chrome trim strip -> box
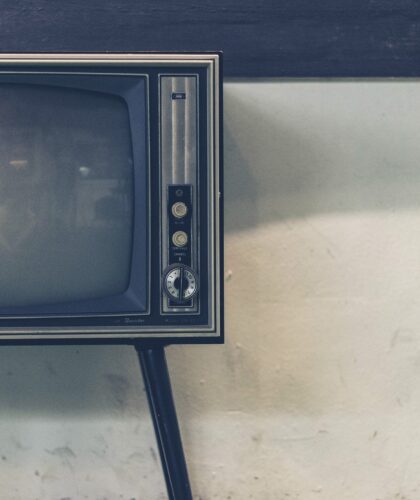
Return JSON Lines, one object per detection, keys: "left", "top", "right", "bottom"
{"left": 0, "top": 331, "right": 219, "bottom": 339}
{"left": 0, "top": 54, "right": 219, "bottom": 65}
{"left": 213, "top": 56, "right": 221, "bottom": 338}
{"left": 203, "top": 56, "right": 219, "bottom": 334}
{"left": 144, "top": 74, "right": 152, "bottom": 317}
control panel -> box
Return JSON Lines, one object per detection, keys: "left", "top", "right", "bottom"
{"left": 163, "top": 184, "right": 199, "bottom": 306}
{"left": 160, "top": 75, "right": 199, "bottom": 313}
{"left": 168, "top": 185, "right": 192, "bottom": 264}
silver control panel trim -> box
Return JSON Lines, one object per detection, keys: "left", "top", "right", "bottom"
{"left": 160, "top": 75, "right": 200, "bottom": 314}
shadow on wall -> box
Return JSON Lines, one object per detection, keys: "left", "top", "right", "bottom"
{"left": 224, "top": 81, "right": 420, "bottom": 233}
{"left": 1, "top": 81, "right": 420, "bottom": 416}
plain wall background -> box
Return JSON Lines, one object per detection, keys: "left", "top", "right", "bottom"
{"left": 3, "top": 80, "right": 420, "bottom": 499}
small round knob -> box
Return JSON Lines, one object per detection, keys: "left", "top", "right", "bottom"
{"left": 172, "top": 201, "right": 188, "bottom": 218}
{"left": 163, "top": 264, "right": 198, "bottom": 302}
{"left": 172, "top": 231, "right": 188, "bottom": 247}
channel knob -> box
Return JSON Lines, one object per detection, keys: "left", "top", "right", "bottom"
{"left": 172, "top": 231, "right": 188, "bottom": 247}
{"left": 171, "top": 201, "right": 188, "bottom": 219}
{"left": 163, "top": 264, "right": 198, "bottom": 303}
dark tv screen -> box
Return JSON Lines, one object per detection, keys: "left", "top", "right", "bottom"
{"left": 0, "top": 85, "right": 137, "bottom": 309}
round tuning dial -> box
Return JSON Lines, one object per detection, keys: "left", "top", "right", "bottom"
{"left": 163, "top": 264, "right": 198, "bottom": 303}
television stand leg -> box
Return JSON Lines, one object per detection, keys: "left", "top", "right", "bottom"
{"left": 135, "top": 345, "right": 193, "bottom": 500}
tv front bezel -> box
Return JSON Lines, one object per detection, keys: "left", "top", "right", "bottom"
{"left": 0, "top": 53, "right": 223, "bottom": 345}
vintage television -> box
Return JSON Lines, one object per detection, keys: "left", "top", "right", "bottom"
{"left": 0, "top": 53, "right": 223, "bottom": 344}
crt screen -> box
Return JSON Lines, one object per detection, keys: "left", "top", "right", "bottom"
{"left": 0, "top": 84, "right": 134, "bottom": 308}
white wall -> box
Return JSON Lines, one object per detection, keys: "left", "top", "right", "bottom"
{"left": 3, "top": 80, "right": 420, "bottom": 499}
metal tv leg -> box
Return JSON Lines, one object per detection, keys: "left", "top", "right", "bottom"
{"left": 135, "top": 345, "right": 193, "bottom": 500}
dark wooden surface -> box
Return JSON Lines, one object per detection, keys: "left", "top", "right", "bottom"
{"left": 1, "top": 0, "right": 419, "bottom": 77}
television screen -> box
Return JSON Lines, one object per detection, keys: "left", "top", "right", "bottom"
{"left": 0, "top": 53, "right": 222, "bottom": 343}
{"left": 0, "top": 85, "right": 135, "bottom": 309}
